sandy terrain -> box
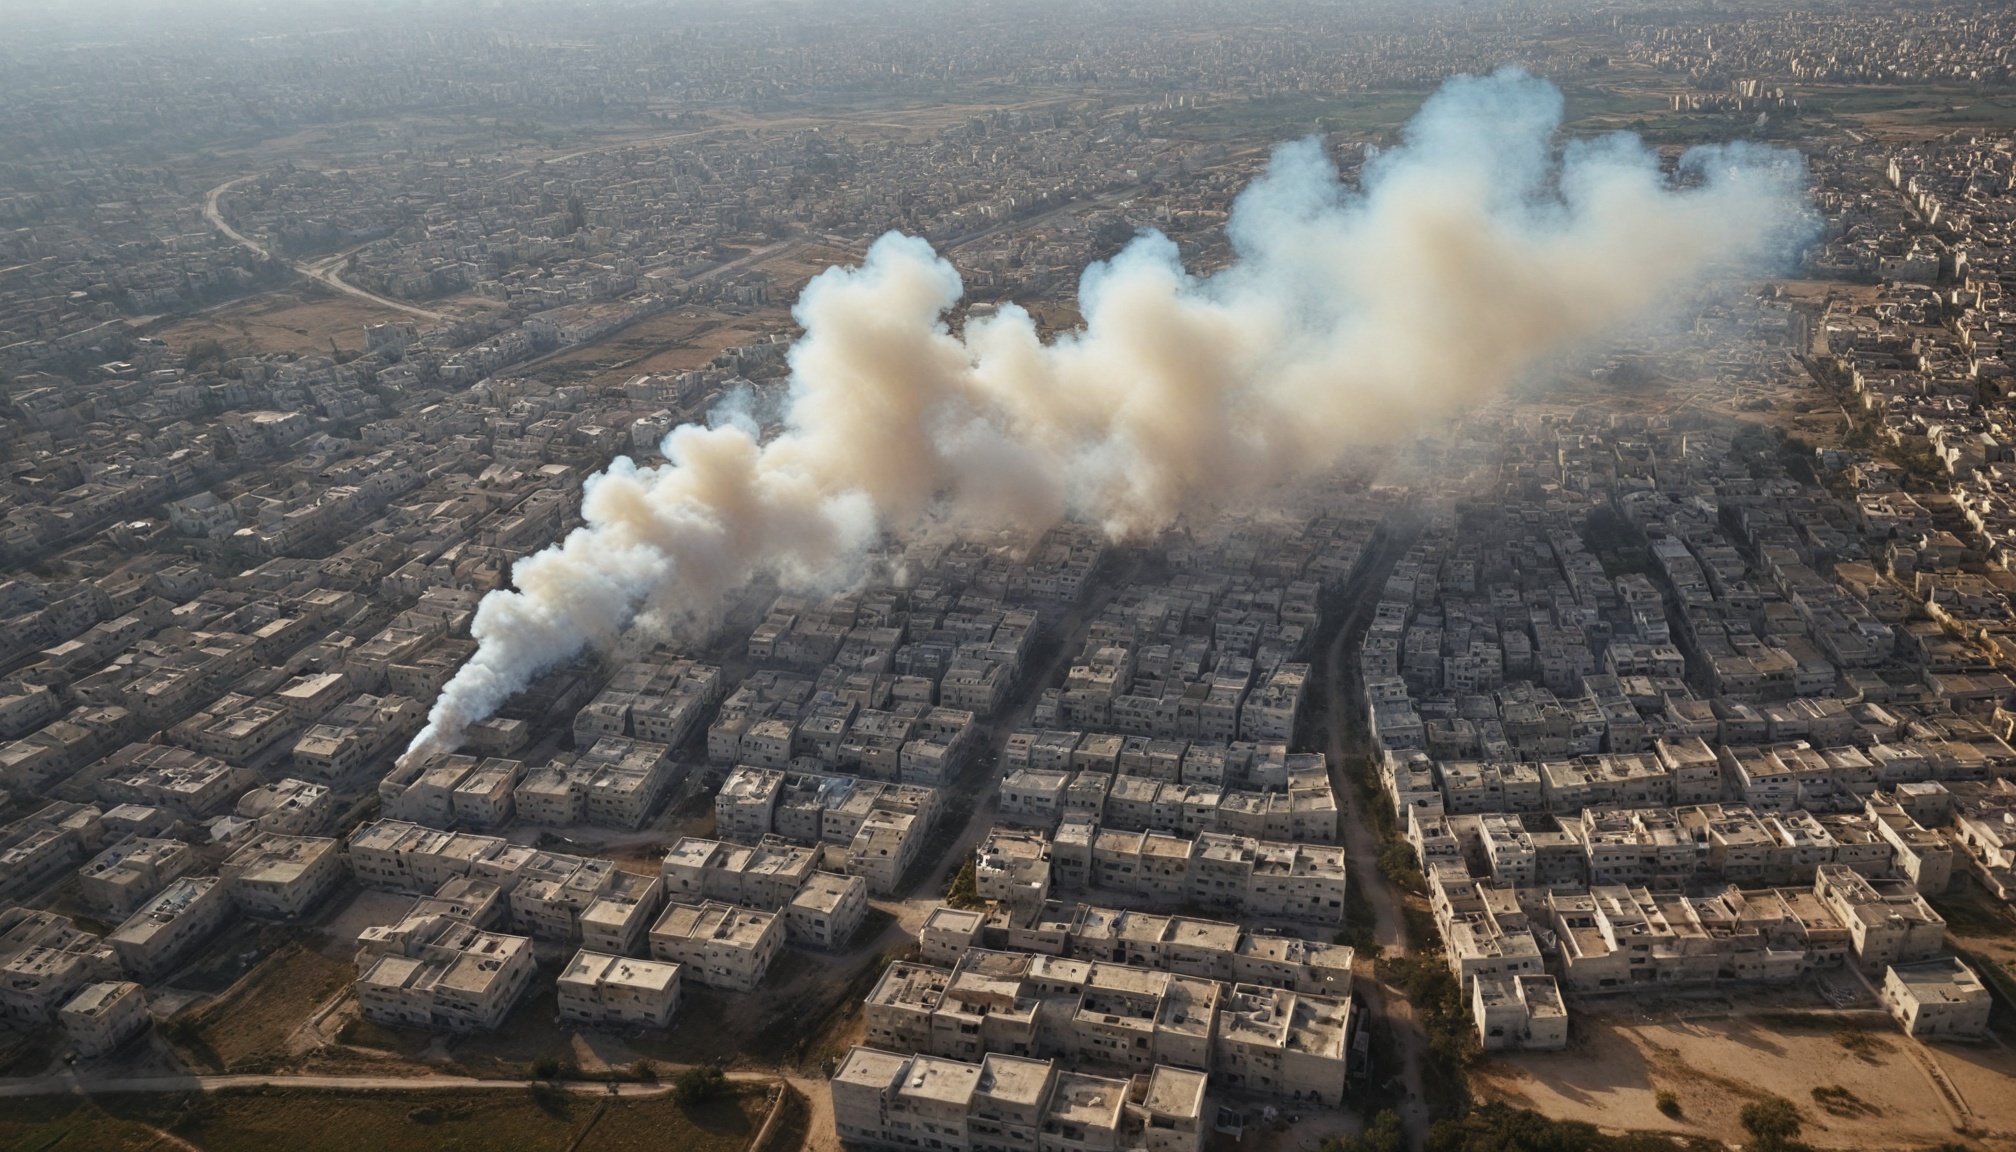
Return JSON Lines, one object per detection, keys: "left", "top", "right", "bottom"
{"left": 148, "top": 286, "right": 418, "bottom": 358}
{"left": 1475, "top": 995, "right": 2016, "bottom": 1150}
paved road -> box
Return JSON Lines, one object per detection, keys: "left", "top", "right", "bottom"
{"left": 202, "top": 175, "right": 445, "bottom": 321}
{"left": 1319, "top": 509, "right": 1433, "bottom": 1149}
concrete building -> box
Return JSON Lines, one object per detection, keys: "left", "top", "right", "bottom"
{"left": 108, "top": 875, "right": 230, "bottom": 978}
{"left": 1472, "top": 973, "right": 1569, "bottom": 1051}
{"left": 831, "top": 1045, "right": 1205, "bottom": 1152}
{"left": 58, "top": 980, "right": 150, "bottom": 1057}
{"left": 354, "top": 914, "right": 535, "bottom": 1033}
{"left": 579, "top": 870, "right": 663, "bottom": 956}
{"left": 220, "top": 833, "right": 343, "bottom": 918}
{"left": 1814, "top": 863, "right": 1947, "bottom": 972}
{"left": 77, "top": 835, "right": 195, "bottom": 917}
{"left": 556, "top": 948, "right": 682, "bottom": 1028}
{"left": 647, "top": 899, "right": 784, "bottom": 991}
{"left": 0, "top": 910, "right": 119, "bottom": 1024}
{"left": 1881, "top": 957, "right": 1991, "bottom": 1038}
{"left": 234, "top": 777, "right": 333, "bottom": 836}
{"left": 786, "top": 870, "right": 868, "bottom": 950}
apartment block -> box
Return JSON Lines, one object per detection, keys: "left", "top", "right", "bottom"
{"left": 220, "top": 833, "right": 343, "bottom": 918}
{"left": 1881, "top": 957, "right": 1990, "bottom": 1038}
{"left": 556, "top": 948, "right": 682, "bottom": 1028}
{"left": 107, "top": 875, "right": 230, "bottom": 978}
{"left": 355, "top": 915, "right": 535, "bottom": 1033}
{"left": 647, "top": 899, "right": 784, "bottom": 991}
{"left": 58, "top": 980, "right": 149, "bottom": 1057}
{"left": 77, "top": 835, "right": 195, "bottom": 917}
{"left": 831, "top": 1045, "right": 1207, "bottom": 1152}
{"left": 786, "top": 870, "right": 868, "bottom": 949}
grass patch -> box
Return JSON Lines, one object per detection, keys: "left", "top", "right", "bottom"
{"left": 0, "top": 1085, "right": 766, "bottom": 1152}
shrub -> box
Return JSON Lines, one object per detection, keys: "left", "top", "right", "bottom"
{"left": 1739, "top": 1096, "right": 1802, "bottom": 1152}
{"left": 1323, "top": 1109, "right": 1405, "bottom": 1152}
{"left": 1655, "top": 1089, "right": 1680, "bottom": 1117}
{"left": 530, "top": 1056, "right": 561, "bottom": 1080}
{"left": 674, "top": 1064, "right": 727, "bottom": 1105}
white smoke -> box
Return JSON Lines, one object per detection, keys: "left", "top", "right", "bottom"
{"left": 399, "top": 69, "right": 1814, "bottom": 765}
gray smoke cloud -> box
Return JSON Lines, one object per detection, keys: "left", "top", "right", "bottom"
{"left": 399, "top": 68, "right": 1814, "bottom": 766}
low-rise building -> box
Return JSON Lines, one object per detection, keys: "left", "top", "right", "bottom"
{"left": 785, "top": 870, "right": 868, "bottom": 950}
{"left": 647, "top": 899, "right": 784, "bottom": 991}
{"left": 77, "top": 835, "right": 195, "bottom": 917}
{"left": 1881, "top": 957, "right": 1991, "bottom": 1038}
{"left": 107, "top": 875, "right": 230, "bottom": 978}
{"left": 58, "top": 980, "right": 150, "bottom": 1057}
{"left": 354, "top": 914, "right": 535, "bottom": 1033}
{"left": 0, "top": 910, "right": 119, "bottom": 1024}
{"left": 1472, "top": 973, "right": 1569, "bottom": 1051}
{"left": 220, "top": 833, "right": 343, "bottom": 918}
{"left": 831, "top": 1046, "right": 1204, "bottom": 1152}
{"left": 556, "top": 948, "right": 682, "bottom": 1028}
{"left": 234, "top": 777, "right": 333, "bottom": 836}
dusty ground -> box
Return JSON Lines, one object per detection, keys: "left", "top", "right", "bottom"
{"left": 147, "top": 285, "right": 419, "bottom": 359}
{"left": 1473, "top": 989, "right": 2016, "bottom": 1151}
{"left": 523, "top": 306, "right": 793, "bottom": 387}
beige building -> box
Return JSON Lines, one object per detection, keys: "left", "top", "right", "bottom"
{"left": 108, "top": 875, "right": 230, "bottom": 978}
{"left": 58, "top": 980, "right": 149, "bottom": 1057}
{"left": 579, "top": 870, "right": 664, "bottom": 956}
{"left": 1814, "top": 864, "right": 1947, "bottom": 972}
{"left": 786, "top": 870, "right": 869, "bottom": 949}
{"left": 355, "top": 914, "right": 535, "bottom": 1032}
{"left": 865, "top": 945, "right": 1352, "bottom": 1105}
{"left": 556, "top": 948, "right": 682, "bottom": 1028}
{"left": 647, "top": 899, "right": 784, "bottom": 991}
{"left": 919, "top": 906, "right": 987, "bottom": 966}
{"left": 1472, "top": 973, "right": 1568, "bottom": 1051}
{"left": 221, "top": 833, "right": 342, "bottom": 918}
{"left": 1881, "top": 957, "right": 1991, "bottom": 1038}
{"left": 77, "top": 835, "right": 195, "bottom": 917}
{"left": 830, "top": 1045, "right": 1206, "bottom": 1152}
{"left": 1213, "top": 983, "right": 1354, "bottom": 1106}
{"left": 234, "top": 777, "right": 332, "bottom": 836}
{"left": 0, "top": 910, "right": 120, "bottom": 1024}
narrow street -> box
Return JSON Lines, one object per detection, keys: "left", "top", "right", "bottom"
{"left": 1320, "top": 510, "right": 1435, "bottom": 1149}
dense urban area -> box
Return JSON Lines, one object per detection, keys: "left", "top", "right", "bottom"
{"left": 4, "top": 1, "right": 2016, "bottom": 1151}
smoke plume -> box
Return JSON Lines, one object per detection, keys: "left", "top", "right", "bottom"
{"left": 399, "top": 69, "right": 1813, "bottom": 765}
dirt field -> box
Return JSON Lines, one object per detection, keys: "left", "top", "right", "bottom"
{"left": 182, "top": 943, "right": 354, "bottom": 1070}
{"left": 1473, "top": 995, "right": 2016, "bottom": 1150}
{"left": 0, "top": 1083, "right": 767, "bottom": 1152}
{"left": 523, "top": 306, "right": 793, "bottom": 388}
{"left": 147, "top": 284, "right": 422, "bottom": 359}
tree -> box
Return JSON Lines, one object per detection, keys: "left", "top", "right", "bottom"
{"left": 673, "top": 1065, "right": 726, "bottom": 1105}
{"left": 1324, "top": 1109, "right": 1403, "bottom": 1152}
{"left": 1740, "top": 1096, "right": 1803, "bottom": 1152}
{"left": 944, "top": 860, "right": 983, "bottom": 909}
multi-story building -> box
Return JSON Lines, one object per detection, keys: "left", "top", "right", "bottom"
{"left": 107, "top": 875, "right": 230, "bottom": 978}
{"left": 354, "top": 914, "right": 535, "bottom": 1033}
{"left": 831, "top": 1046, "right": 1207, "bottom": 1152}
{"left": 58, "top": 980, "right": 150, "bottom": 1057}
{"left": 646, "top": 899, "right": 784, "bottom": 991}
{"left": 786, "top": 870, "right": 868, "bottom": 950}
{"left": 220, "top": 833, "right": 343, "bottom": 918}
{"left": 556, "top": 948, "right": 682, "bottom": 1028}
